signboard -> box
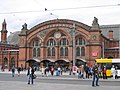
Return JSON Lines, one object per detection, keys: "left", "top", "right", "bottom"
{"left": 73, "top": 66, "right": 77, "bottom": 74}
{"left": 92, "top": 52, "right": 98, "bottom": 57}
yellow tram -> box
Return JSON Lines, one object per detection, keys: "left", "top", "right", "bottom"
{"left": 96, "top": 58, "right": 120, "bottom": 77}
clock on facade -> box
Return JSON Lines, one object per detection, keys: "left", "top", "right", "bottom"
{"left": 54, "top": 32, "right": 61, "bottom": 38}
{"left": 92, "top": 35, "right": 97, "bottom": 40}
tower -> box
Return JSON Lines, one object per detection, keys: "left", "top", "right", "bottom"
{"left": 1, "top": 19, "right": 8, "bottom": 43}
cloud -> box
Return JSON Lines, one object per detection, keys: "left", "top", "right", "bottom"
{"left": 0, "top": 0, "right": 120, "bottom": 39}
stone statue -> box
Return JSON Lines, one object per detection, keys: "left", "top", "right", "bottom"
{"left": 92, "top": 17, "right": 100, "bottom": 30}
{"left": 22, "top": 23, "right": 27, "bottom": 30}
{"left": 92, "top": 17, "right": 98, "bottom": 26}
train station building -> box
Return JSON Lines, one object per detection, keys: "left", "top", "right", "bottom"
{"left": 0, "top": 17, "right": 120, "bottom": 69}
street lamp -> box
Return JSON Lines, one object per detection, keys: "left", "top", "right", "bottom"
{"left": 118, "top": 25, "right": 120, "bottom": 58}
{"left": 71, "top": 24, "right": 77, "bottom": 74}
{"left": 72, "top": 24, "right": 76, "bottom": 67}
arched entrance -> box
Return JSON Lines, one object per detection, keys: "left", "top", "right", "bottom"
{"left": 3, "top": 57, "right": 8, "bottom": 69}
{"left": 10, "top": 57, "right": 15, "bottom": 68}
{"left": 26, "top": 58, "right": 40, "bottom": 67}
{"left": 40, "top": 59, "right": 55, "bottom": 67}
{"left": 76, "top": 59, "right": 86, "bottom": 67}
{"left": 55, "top": 59, "right": 70, "bottom": 70}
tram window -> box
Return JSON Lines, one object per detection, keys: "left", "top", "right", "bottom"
{"left": 112, "top": 63, "right": 120, "bottom": 69}
{"left": 101, "top": 63, "right": 112, "bottom": 69}
{"left": 106, "top": 63, "right": 112, "bottom": 69}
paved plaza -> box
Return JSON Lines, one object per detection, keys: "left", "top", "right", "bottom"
{"left": 0, "top": 80, "right": 120, "bottom": 90}
{"left": 0, "top": 70, "right": 120, "bottom": 90}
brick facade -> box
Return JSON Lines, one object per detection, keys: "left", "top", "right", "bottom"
{"left": 0, "top": 18, "right": 120, "bottom": 69}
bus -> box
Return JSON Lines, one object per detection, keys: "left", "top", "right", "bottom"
{"left": 96, "top": 58, "right": 120, "bottom": 77}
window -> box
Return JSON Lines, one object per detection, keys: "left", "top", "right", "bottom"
{"left": 52, "top": 47, "right": 55, "bottom": 56}
{"left": 32, "top": 39, "right": 41, "bottom": 57}
{"left": 76, "top": 38, "right": 86, "bottom": 45}
{"left": 60, "top": 47, "right": 64, "bottom": 56}
{"left": 33, "top": 48, "right": 36, "bottom": 57}
{"left": 47, "top": 39, "right": 56, "bottom": 56}
{"left": 47, "top": 47, "right": 51, "bottom": 56}
{"left": 81, "top": 47, "right": 85, "bottom": 56}
{"left": 37, "top": 48, "right": 40, "bottom": 57}
{"left": 60, "top": 38, "right": 68, "bottom": 45}
{"left": 47, "top": 39, "right": 56, "bottom": 46}
{"left": 76, "top": 47, "right": 80, "bottom": 56}
{"left": 65, "top": 47, "right": 68, "bottom": 56}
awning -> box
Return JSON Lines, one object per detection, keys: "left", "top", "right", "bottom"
{"left": 76, "top": 58, "right": 86, "bottom": 62}
{"left": 56, "top": 59, "right": 70, "bottom": 62}
{"left": 41, "top": 59, "right": 55, "bottom": 62}
{"left": 26, "top": 58, "right": 40, "bottom": 63}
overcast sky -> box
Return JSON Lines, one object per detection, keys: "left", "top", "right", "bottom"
{"left": 0, "top": 0, "right": 120, "bottom": 36}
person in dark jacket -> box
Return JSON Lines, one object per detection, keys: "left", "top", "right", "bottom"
{"left": 27, "top": 66, "right": 35, "bottom": 84}
{"left": 11, "top": 66, "right": 15, "bottom": 77}
{"left": 92, "top": 63, "right": 100, "bottom": 87}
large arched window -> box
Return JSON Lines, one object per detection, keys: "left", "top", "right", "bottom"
{"left": 47, "top": 39, "right": 56, "bottom": 56}
{"left": 32, "top": 39, "right": 41, "bottom": 57}
{"left": 60, "top": 38, "right": 69, "bottom": 45}
{"left": 76, "top": 38, "right": 86, "bottom": 57}
{"left": 59, "top": 38, "right": 69, "bottom": 56}
{"left": 76, "top": 38, "right": 86, "bottom": 45}
{"left": 47, "top": 39, "right": 56, "bottom": 46}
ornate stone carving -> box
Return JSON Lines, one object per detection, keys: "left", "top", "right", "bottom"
{"left": 37, "top": 29, "right": 50, "bottom": 40}
{"left": 91, "top": 17, "right": 100, "bottom": 30}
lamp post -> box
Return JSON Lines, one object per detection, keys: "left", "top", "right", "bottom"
{"left": 72, "top": 24, "right": 76, "bottom": 67}
{"left": 71, "top": 24, "right": 76, "bottom": 74}
{"left": 102, "top": 42, "right": 104, "bottom": 58}
{"left": 119, "top": 25, "right": 120, "bottom": 58}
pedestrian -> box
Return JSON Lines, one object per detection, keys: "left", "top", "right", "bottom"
{"left": 84, "top": 64, "right": 89, "bottom": 78}
{"left": 50, "top": 66, "right": 54, "bottom": 76}
{"left": 111, "top": 65, "right": 115, "bottom": 79}
{"left": 92, "top": 63, "right": 100, "bottom": 87}
{"left": 17, "top": 67, "right": 21, "bottom": 76}
{"left": 102, "top": 66, "right": 107, "bottom": 79}
{"left": 11, "top": 66, "right": 15, "bottom": 77}
{"left": 27, "top": 66, "right": 35, "bottom": 84}
{"left": 115, "top": 66, "right": 118, "bottom": 79}
{"left": 81, "top": 65, "right": 85, "bottom": 79}
{"left": 41, "top": 65, "right": 45, "bottom": 77}
{"left": 78, "top": 66, "right": 82, "bottom": 79}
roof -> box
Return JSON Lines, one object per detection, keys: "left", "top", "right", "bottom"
{"left": 7, "top": 31, "right": 20, "bottom": 45}
{"left": 100, "top": 24, "right": 120, "bottom": 40}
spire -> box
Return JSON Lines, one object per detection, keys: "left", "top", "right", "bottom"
{"left": 1, "top": 19, "right": 8, "bottom": 43}
{"left": 2, "top": 19, "right": 7, "bottom": 31}
{"left": 91, "top": 17, "right": 100, "bottom": 30}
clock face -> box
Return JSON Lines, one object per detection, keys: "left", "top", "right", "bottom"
{"left": 54, "top": 32, "right": 61, "bottom": 38}
{"left": 92, "top": 35, "right": 97, "bottom": 40}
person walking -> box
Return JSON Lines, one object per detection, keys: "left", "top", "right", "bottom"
{"left": 84, "top": 64, "right": 89, "bottom": 78}
{"left": 50, "top": 66, "right": 54, "bottom": 76}
{"left": 111, "top": 65, "right": 115, "bottom": 79}
{"left": 27, "top": 66, "right": 35, "bottom": 84}
{"left": 11, "top": 66, "right": 15, "bottom": 77}
{"left": 17, "top": 67, "right": 21, "bottom": 76}
{"left": 92, "top": 63, "right": 100, "bottom": 87}
{"left": 102, "top": 66, "right": 107, "bottom": 79}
